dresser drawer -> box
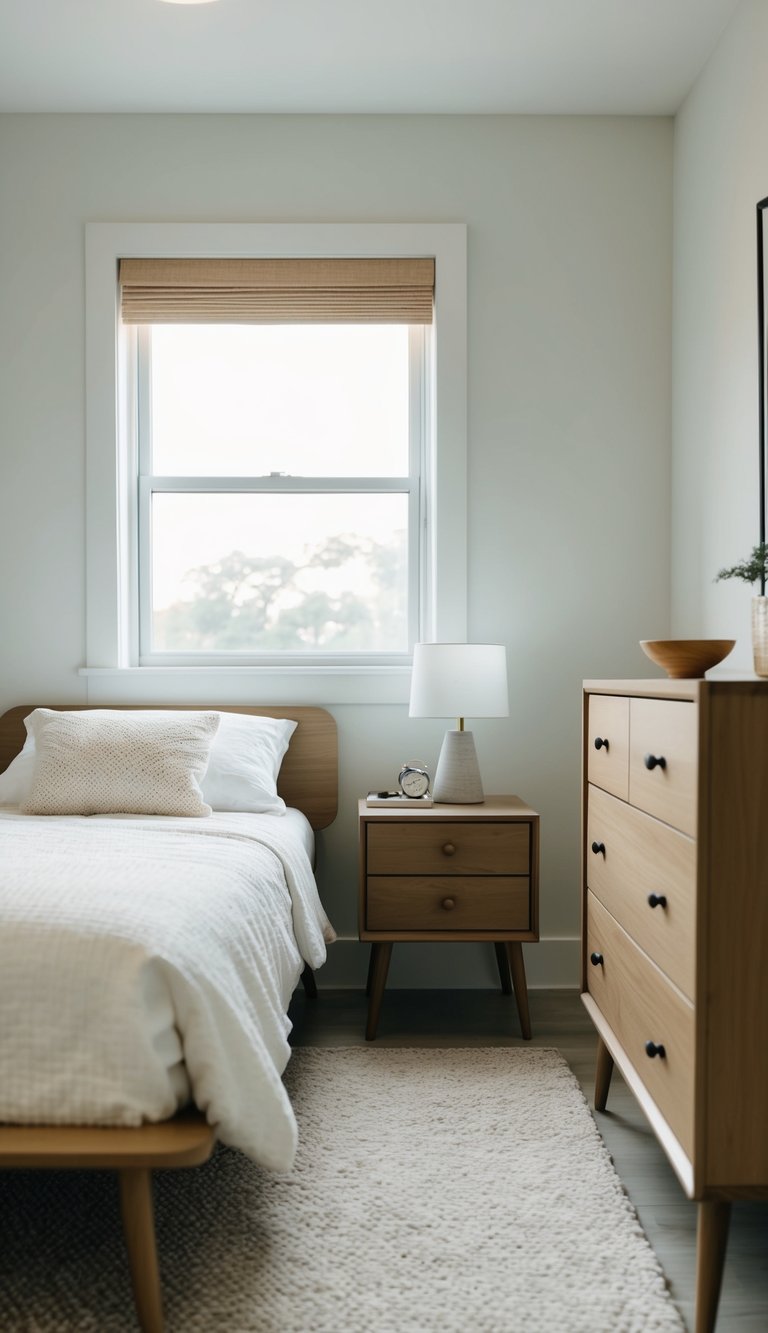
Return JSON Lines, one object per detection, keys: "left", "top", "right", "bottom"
{"left": 367, "top": 876, "right": 530, "bottom": 932}
{"left": 586, "top": 892, "right": 694, "bottom": 1156}
{"left": 629, "top": 698, "right": 697, "bottom": 836}
{"left": 586, "top": 784, "right": 696, "bottom": 1000}
{"left": 366, "top": 822, "right": 529, "bottom": 876}
{"left": 587, "top": 695, "right": 629, "bottom": 800}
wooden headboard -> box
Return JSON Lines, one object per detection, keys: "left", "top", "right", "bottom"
{"left": 0, "top": 705, "right": 338, "bottom": 830}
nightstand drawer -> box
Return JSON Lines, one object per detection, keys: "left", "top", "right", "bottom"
{"left": 586, "top": 892, "right": 694, "bottom": 1156}
{"left": 587, "top": 695, "right": 629, "bottom": 801}
{"left": 586, "top": 784, "right": 696, "bottom": 1000}
{"left": 629, "top": 698, "right": 698, "bottom": 836}
{"left": 366, "top": 876, "right": 530, "bottom": 931}
{"left": 366, "top": 821, "right": 529, "bottom": 876}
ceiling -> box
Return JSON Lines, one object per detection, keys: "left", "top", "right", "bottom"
{"left": 0, "top": 0, "right": 741, "bottom": 116}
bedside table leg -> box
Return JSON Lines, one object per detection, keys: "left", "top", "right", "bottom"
{"left": 365, "top": 945, "right": 375, "bottom": 997}
{"left": 494, "top": 942, "right": 513, "bottom": 995}
{"left": 365, "top": 943, "right": 393, "bottom": 1041}
{"left": 507, "top": 943, "right": 532, "bottom": 1040}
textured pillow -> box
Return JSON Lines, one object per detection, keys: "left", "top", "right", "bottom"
{"left": 20, "top": 709, "right": 220, "bottom": 817}
{"left": 202, "top": 711, "right": 297, "bottom": 813}
{"left": 3, "top": 710, "right": 297, "bottom": 814}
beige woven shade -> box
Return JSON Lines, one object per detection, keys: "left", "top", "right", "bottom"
{"left": 119, "top": 257, "right": 435, "bottom": 324}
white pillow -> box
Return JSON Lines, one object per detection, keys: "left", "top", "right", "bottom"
{"left": 1, "top": 710, "right": 297, "bottom": 815}
{"left": 20, "top": 709, "right": 220, "bottom": 817}
{"left": 0, "top": 738, "right": 35, "bottom": 806}
{"left": 201, "top": 711, "right": 297, "bottom": 814}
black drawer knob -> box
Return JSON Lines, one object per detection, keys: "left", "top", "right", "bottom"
{"left": 647, "top": 893, "right": 667, "bottom": 909}
{"left": 590, "top": 951, "right": 604, "bottom": 966}
{"left": 591, "top": 841, "right": 606, "bottom": 856}
{"left": 441, "top": 897, "right": 456, "bottom": 911}
{"left": 644, "top": 753, "right": 667, "bottom": 771}
{"left": 594, "top": 737, "right": 609, "bottom": 751}
{"left": 442, "top": 842, "right": 456, "bottom": 857}
{"left": 645, "top": 1040, "right": 666, "bottom": 1059}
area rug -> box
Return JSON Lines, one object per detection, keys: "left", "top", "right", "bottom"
{"left": 0, "top": 1047, "right": 685, "bottom": 1332}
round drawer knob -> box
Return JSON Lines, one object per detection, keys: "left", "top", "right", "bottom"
{"left": 645, "top": 1040, "right": 666, "bottom": 1059}
{"left": 591, "top": 841, "right": 606, "bottom": 856}
{"left": 647, "top": 893, "right": 667, "bottom": 909}
{"left": 441, "top": 897, "right": 456, "bottom": 911}
{"left": 644, "top": 753, "right": 667, "bottom": 771}
{"left": 594, "top": 737, "right": 609, "bottom": 751}
{"left": 442, "top": 842, "right": 456, "bottom": 857}
{"left": 590, "top": 951, "right": 604, "bottom": 966}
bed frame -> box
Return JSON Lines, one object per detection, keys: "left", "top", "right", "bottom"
{"left": 0, "top": 703, "right": 338, "bottom": 1333}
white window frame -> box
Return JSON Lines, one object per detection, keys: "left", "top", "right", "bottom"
{"left": 83, "top": 223, "right": 467, "bottom": 704}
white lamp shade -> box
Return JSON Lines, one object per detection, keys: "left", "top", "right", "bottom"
{"left": 409, "top": 643, "right": 509, "bottom": 719}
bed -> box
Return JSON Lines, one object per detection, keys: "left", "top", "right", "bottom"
{"left": 0, "top": 703, "right": 338, "bottom": 1333}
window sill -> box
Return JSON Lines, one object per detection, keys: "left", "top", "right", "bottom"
{"left": 78, "top": 664, "right": 412, "bottom": 705}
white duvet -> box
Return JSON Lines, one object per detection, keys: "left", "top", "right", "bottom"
{"left": 0, "top": 809, "right": 334, "bottom": 1170}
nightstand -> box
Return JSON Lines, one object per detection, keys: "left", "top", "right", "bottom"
{"left": 358, "top": 796, "right": 539, "bottom": 1040}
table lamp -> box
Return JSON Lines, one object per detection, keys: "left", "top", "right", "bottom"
{"left": 408, "top": 642, "right": 509, "bottom": 803}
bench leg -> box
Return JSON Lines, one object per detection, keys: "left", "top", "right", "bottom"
{"left": 119, "top": 1167, "right": 164, "bottom": 1333}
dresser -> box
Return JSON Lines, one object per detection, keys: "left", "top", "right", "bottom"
{"left": 359, "top": 796, "right": 539, "bottom": 1041}
{"left": 581, "top": 679, "right": 768, "bottom": 1333}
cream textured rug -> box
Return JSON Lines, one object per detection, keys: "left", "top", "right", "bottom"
{"left": 0, "top": 1047, "right": 685, "bottom": 1332}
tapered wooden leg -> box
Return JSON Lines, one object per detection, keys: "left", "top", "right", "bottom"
{"left": 494, "top": 942, "right": 513, "bottom": 995}
{"left": 694, "top": 1200, "right": 731, "bottom": 1333}
{"left": 300, "top": 964, "right": 318, "bottom": 999}
{"left": 119, "top": 1168, "right": 164, "bottom": 1333}
{"left": 594, "top": 1037, "right": 615, "bottom": 1112}
{"left": 507, "top": 942, "right": 532, "bottom": 1040}
{"left": 365, "top": 945, "right": 376, "bottom": 997}
{"left": 365, "top": 943, "right": 393, "bottom": 1041}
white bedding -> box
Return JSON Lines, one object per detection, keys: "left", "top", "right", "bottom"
{"left": 0, "top": 808, "right": 333, "bottom": 1170}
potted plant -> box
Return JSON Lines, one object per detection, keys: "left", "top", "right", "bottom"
{"left": 716, "top": 543, "right": 768, "bottom": 677}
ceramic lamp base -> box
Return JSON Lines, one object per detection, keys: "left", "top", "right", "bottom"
{"left": 432, "top": 730, "right": 485, "bottom": 804}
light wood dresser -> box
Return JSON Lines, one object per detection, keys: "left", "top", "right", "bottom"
{"left": 359, "top": 796, "right": 539, "bottom": 1041}
{"left": 581, "top": 678, "right": 768, "bottom": 1333}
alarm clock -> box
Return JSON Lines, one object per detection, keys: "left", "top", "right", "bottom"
{"left": 398, "top": 762, "right": 431, "bottom": 799}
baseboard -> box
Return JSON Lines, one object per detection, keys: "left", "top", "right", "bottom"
{"left": 316, "top": 936, "right": 580, "bottom": 990}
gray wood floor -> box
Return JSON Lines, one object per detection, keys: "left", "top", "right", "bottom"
{"left": 288, "top": 984, "right": 768, "bottom": 1333}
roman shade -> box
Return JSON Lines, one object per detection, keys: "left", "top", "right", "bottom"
{"left": 119, "top": 257, "right": 435, "bottom": 325}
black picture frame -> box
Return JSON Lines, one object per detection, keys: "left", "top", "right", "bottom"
{"left": 757, "top": 195, "right": 768, "bottom": 593}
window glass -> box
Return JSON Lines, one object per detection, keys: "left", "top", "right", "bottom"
{"left": 149, "top": 324, "right": 410, "bottom": 478}
{"left": 150, "top": 492, "right": 409, "bottom": 652}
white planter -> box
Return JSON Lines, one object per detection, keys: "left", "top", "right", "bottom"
{"left": 752, "top": 595, "right": 768, "bottom": 677}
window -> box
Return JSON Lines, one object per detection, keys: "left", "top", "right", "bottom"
{"left": 134, "top": 319, "right": 426, "bottom": 663}
{"left": 84, "top": 223, "right": 466, "bottom": 699}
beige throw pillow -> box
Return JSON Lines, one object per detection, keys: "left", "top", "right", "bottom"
{"left": 21, "top": 709, "right": 220, "bottom": 817}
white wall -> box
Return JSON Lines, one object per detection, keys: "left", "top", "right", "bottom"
{"left": 0, "top": 114, "right": 673, "bottom": 987}
{"left": 673, "top": 0, "right": 767, "bottom": 658}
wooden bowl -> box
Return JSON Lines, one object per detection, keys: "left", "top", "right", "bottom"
{"left": 639, "top": 639, "right": 736, "bottom": 679}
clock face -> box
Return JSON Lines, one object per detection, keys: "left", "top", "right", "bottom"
{"left": 399, "top": 766, "right": 430, "bottom": 798}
